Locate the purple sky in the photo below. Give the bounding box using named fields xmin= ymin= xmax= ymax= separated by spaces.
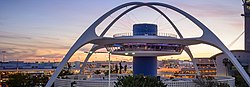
xmin=0 ymin=0 xmax=246 ymax=62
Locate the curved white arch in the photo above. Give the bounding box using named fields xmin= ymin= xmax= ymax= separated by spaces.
xmin=79 ymin=45 xmax=103 ymax=74
xmin=46 ymin=2 xmax=146 ymax=87
xmin=100 ymin=3 xmax=183 ymax=38
xmin=46 ymin=2 xmax=250 ymax=87
xmin=184 ymin=47 xmax=201 ymax=76
xmin=148 ymin=2 xmax=250 ymax=85
xmin=97 ymin=4 xmax=203 ymax=76
xmin=78 ymin=4 xmax=201 ymax=75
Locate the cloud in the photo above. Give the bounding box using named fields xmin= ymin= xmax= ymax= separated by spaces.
xmin=0 ymin=30 xmax=72 ymax=61
xmin=0 ymin=34 xmax=32 ymax=39
xmin=38 ymin=36 xmax=61 ymax=40
xmin=0 ymin=30 xmax=72 ymax=49
xmin=227 ymin=20 xmax=244 ymax=28
xmin=0 ymin=41 xmax=70 ymax=50
xmin=0 ymin=47 xmax=37 ymax=61
xmin=0 ymin=46 xmax=67 ymax=61
xmin=35 ymin=53 xmax=64 ymax=58
xmin=173 ymin=1 xmax=241 ymax=18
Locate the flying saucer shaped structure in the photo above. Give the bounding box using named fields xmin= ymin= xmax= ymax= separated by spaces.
xmin=94 ymin=24 xmax=185 ymax=56
xmin=90 ymin=23 xmax=187 ymax=76
xmin=46 ymin=2 xmax=250 ymax=87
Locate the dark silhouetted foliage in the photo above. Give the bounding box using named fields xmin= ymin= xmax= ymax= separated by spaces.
xmin=114 ymin=75 xmax=167 ymax=87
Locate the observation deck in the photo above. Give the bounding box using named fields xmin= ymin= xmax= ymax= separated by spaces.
xmin=113 ymin=32 xmax=177 ymax=38
xmin=103 ymin=32 xmax=185 ymax=56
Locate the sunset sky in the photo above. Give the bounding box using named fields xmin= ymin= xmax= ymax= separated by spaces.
xmin=0 ymin=0 xmax=246 ymax=62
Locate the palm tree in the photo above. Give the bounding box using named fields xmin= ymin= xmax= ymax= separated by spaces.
xmin=222 ymin=58 xmax=233 ymax=76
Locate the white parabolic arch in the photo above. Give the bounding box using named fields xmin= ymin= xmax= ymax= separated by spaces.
xmin=46 ymin=2 xmax=250 ymax=87
xmin=78 ymin=3 xmax=201 ymax=77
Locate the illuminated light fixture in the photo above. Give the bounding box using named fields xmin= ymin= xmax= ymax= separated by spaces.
xmin=132 ymin=52 xmax=135 ymax=55
xmin=89 ymin=51 xmax=93 ymax=54
xmin=125 ymin=53 xmax=129 ymax=55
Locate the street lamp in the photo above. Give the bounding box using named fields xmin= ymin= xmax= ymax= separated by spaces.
xmin=124 ymin=53 xmax=128 ymax=55
xmin=132 ymin=52 xmax=135 ymax=55
xmin=108 ymin=51 xmax=111 ymax=87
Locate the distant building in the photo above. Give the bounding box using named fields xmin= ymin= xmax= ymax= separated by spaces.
xmin=83 ymin=61 xmax=133 ymax=74
xmin=0 ymin=61 xmax=59 ymax=70
xmin=211 ymin=50 xmax=250 ymax=76
xmin=157 ymin=58 xmax=216 ymax=78
xmin=0 ymin=60 xmax=133 ymax=75
xmin=174 ymin=58 xmax=216 ymax=78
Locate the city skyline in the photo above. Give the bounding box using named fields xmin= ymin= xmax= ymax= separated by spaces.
xmin=0 ymin=0 xmax=245 ymax=62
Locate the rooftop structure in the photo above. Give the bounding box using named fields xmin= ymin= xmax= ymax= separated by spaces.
xmin=211 ymin=50 xmax=250 ymax=76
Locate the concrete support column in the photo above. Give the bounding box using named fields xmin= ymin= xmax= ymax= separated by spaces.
xmin=133 ymin=56 xmax=157 ymax=76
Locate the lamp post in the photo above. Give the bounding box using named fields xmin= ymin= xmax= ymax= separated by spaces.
xmin=108 ymin=51 xmax=111 ymax=87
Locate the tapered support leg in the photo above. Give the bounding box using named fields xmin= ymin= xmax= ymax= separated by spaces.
xmin=45 ymin=33 xmax=98 ymax=87
xmin=199 ymin=35 xmax=250 ymax=86
xmin=79 ymin=45 xmax=103 ymax=74
xmin=46 ymin=42 xmax=86 ymax=87
xmin=184 ymin=47 xmax=200 ymax=76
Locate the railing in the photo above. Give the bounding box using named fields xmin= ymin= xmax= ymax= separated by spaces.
xmin=158 ymin=33 xmax=177 ymax=38
xmin=216 ymin=76 xmax=235 ymax=87
xmin=113 ymin=33 xmax=133 ymax=37
xmin=113 ymin=32 xmax=177 ymax=38
xmin=164 ymin=81 xmax=196 ymax=87
xmin=163 ymin=76 xmax=235 ymax=87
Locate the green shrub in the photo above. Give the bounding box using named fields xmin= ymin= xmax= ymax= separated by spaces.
xmin=6 ymin=73 xmax=49 ymax=87
xmin=114 ymin=75 xmax=167 ymax=87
